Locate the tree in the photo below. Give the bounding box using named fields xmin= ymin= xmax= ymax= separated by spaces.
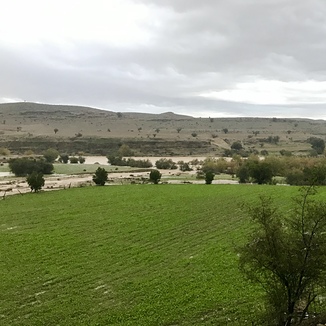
xmin=205 ymin=171 xmax=214 ymax=184
xmin=43 ymin=148 xmax=59 ymax=163
xmin=149 ymin=169 xmax=161 ymax=184
xmin=92 ymin=167 xmax=108 ymax=186
xmin=54 ymin=128 xmax=59 ymax=134
xmin=26 ymin=171 xmax=45 ymax=192
xmin=176 ymin=127 xmax=182 ymax=133
xmin=231 ymin=141 xmax=243 ymax=151
xmin=78 ymin=156 xmax=85 ymax=164
xmin=251 ymin=162 xmax=274 ymax=184
xmin=9 ymin=158 xmax=53 ymax=176
xmin=59 ymin=154 xmax=69 ymax=164
xmin=307 ymin=137 xmax=325 ymax=155
xmin=222 ymin=128 xmax=228 ymax=134
xmin=118 ymin=144 xmax=134 ymax=157
xmin=239 ymin=187 xmax=326 ymax=325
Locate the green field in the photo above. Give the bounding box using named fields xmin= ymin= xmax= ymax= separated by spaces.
xmin=1 ymin=185 xmax=323 ymax=325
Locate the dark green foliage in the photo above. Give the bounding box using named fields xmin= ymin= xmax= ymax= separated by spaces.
xmin=26 ymin=171 xmax=45 ymax=192
xmin=149 ymin=169 xmax=161 ymax=184
xmin=92 ymin=167 xmax=108 ymax=186
xmin=205 ymin=171 xmax=214 ymax=184
xmin=78 ymin=156 xmax=85 ymax=164
xmin=191 ymin=132 xmax=197 ymax=137
xmin=155 ymin=158 xmax=177 ymax=169
xmin=239 ymin=187 xmax=326 ymax=325
xmin=222 ymin=128 xmax=228 ymax=134
xmin=8 ymin=158 xmax=53 ymax=176
xmin=251 ymin=162 xmax=273 ymax=184
xmin=236 ymin=160 xmax=274 ymax=184
xmin=307 ymin=137 xmax=325 ymax=154
xmin=69 ymin=156 xmax=79 ymax=164
xmin=286 ymin=165 xmax=326 ymax=186
xmin=59 ymin=154 xmax=69 ymax=164
xmin=231 ymin=141 xmax=243 ymax=151
xmin=107 ymin=155 xmax=152 ymax=168
xmin=43 ymin=148 xmax=59 ymax=163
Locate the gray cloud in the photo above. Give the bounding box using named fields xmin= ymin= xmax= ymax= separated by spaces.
xmin=1 ymin=0 xmax=326 ymax=118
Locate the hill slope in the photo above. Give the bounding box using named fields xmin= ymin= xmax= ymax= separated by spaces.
xmin=0 ymin=102 xmax=325 ymax=155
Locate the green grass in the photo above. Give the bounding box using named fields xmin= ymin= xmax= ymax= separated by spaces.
xmin=1 ymin=185 xmax=324 ymax=325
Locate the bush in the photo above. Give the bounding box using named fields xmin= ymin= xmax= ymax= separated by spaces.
xmin=69 ymin=156 xmax=79 ymax=164
xmin=43 ymin=148 xmax=59 ymax=163
xmin=92 ymin=167 xmax=108 ymax=186
xmin=0 ymin=147 xmax=10 ymax=156
xmin=155 ymin=158 xmax=177 ymax=169
xmin=59 ymin=154 xmax=69 ymax=164
xmin=205 ymin=171 xmax=215 ymax=184
xmin=78 ymin=156 xmax=86 ymax=164
xmin=26 ymin=171 xmax=45 ymax=192
xmin=9 ymin=158 xmax=53 ymax=177
xmin=149 ymin=169 xmax=162 ymax=184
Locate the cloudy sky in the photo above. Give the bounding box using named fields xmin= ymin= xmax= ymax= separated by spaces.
xmin=1 ymin=0 xmax=326 ymax=118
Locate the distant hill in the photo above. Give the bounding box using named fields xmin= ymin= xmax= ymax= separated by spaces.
xmin=0 ymin=102 xmax=325 ymax=156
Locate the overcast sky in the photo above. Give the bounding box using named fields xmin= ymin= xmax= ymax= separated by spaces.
xmin=1 ymin=0 xmax=326 ymax=118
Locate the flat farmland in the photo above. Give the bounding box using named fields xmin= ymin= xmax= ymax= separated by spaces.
xmin=1 ymin=185 xmax=325 ymax=325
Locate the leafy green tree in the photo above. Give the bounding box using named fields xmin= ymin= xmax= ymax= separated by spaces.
xmin=43 ymin=148 xmax=59 ymax=163
xmin=251 ymin=162 xmax=273 ymax=184
xmin=92 ymin=167 xmax=108 ymax=186
xmin=222 ymin=128 xmax=228 ymax=134
xmin=149 ymin=169 xmax=161 ymax=184
xmin=239 ymin=187 xmax=326 ymax=325
xmin=9 ymin=158 xmax=53 ymax=176
xmin=307 ymin=137 xmax=325 ymax=154
xmin=78 ymin=156 xmax=85 ymax=164
xmin=26 ymin=171 xmax=45 ymax=192
xmin=205 ymin=171 xmax=214 ymax=184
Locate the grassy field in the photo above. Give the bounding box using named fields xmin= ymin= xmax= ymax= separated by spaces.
xmin=1 ymin=185 xmax=325 ymax=325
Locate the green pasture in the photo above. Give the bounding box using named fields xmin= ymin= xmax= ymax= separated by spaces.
xmin=1 ymin=185 xmax=324 ymax=325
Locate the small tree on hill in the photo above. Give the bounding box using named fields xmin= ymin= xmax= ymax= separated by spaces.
xmin=239 ymin=186 xmax=326 ymax=325
xmin=93 ymin=167 xmax=108 ymax=186
xmin=26 ymin=171 xmax=45 ymax=192
xmin=149 ymin=169 xmax=161 ymax=184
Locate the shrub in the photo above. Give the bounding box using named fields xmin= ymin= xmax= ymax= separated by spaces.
xmin=69 ymin=156 xmax=79 ymax=164
xmin=205 ymin=171 xmax=215 ymax=184
xmin=92 ymin=167 xmax=108 ymax=186
xmin=26 ymin=171 xmax=45 ymax=192
xmin=59 ymin=154 xmax=69 ymax=164
xmin=9 ymin=158 xmax=53 ymax=177
xmin=0 ymin=147 xmax=10 ymax=156
xmin=155 ymin=158 xmax=177 ymax=169
xmin=43 ymin=148 xmax=59 ymax=163
xmin=149 ymin=169 xmax=162 ymax=184
xmin=78 ymin=156 xmax=86 ymax=164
